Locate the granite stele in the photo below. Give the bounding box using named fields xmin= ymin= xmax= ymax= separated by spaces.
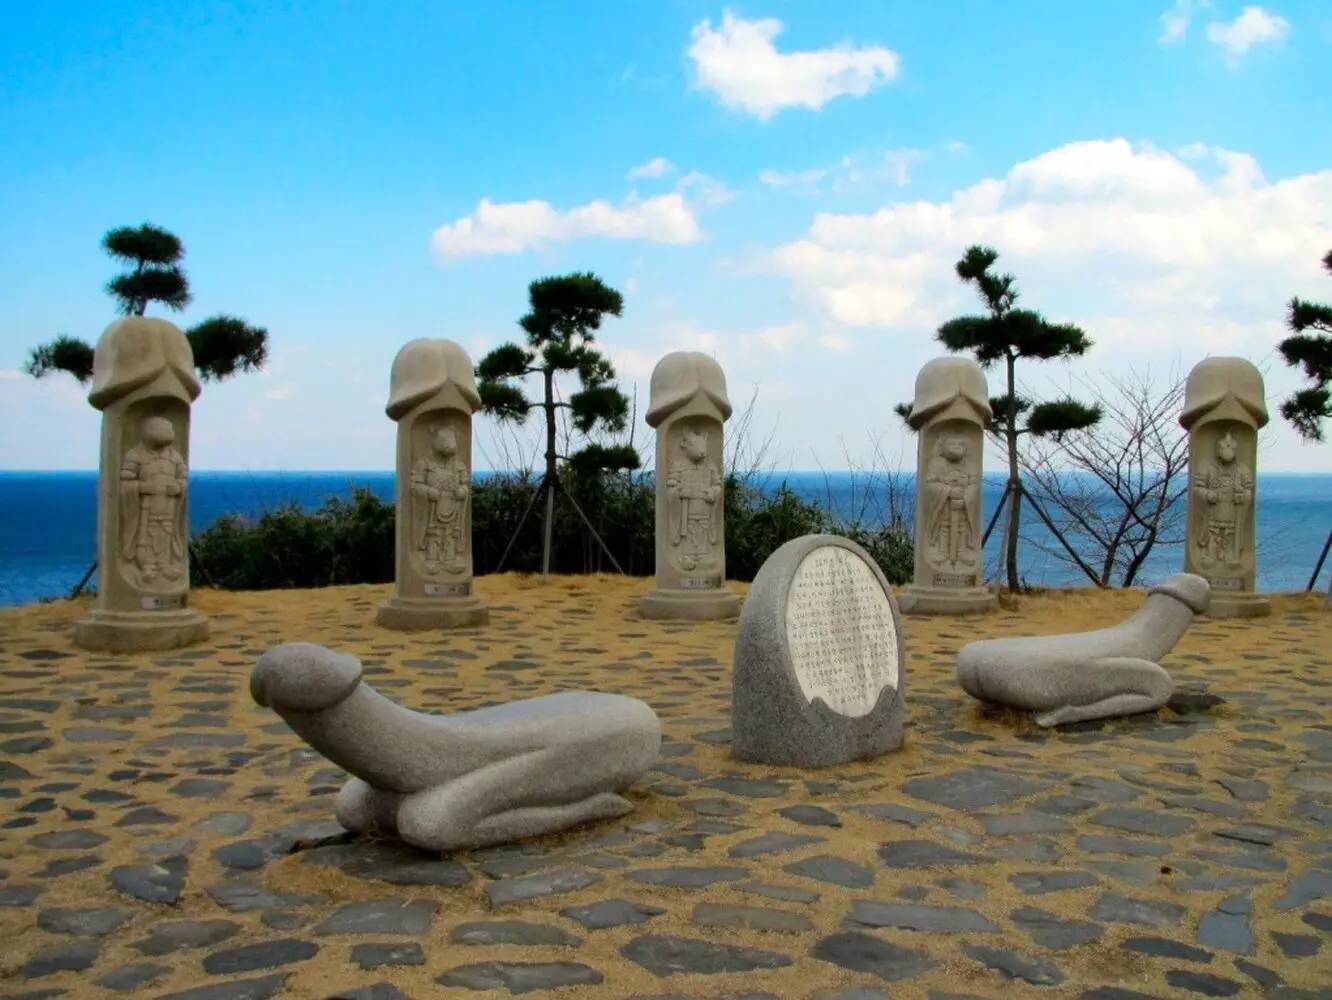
xmin=250 ymin=642 xmax=662 ymax=851
xmin=955 ymin=572 xmax=1210 ymax=728
xmin=74 ymin=316 xmax=210 ymax=653
xmin=732 ymin=534 xmax=906 ymax=767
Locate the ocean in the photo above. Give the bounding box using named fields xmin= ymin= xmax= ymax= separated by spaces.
xmin=1 ymin=470 xmax=1329 ymax=608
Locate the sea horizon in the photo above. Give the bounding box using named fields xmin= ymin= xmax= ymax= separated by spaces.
xmin=2 ymin=469 xmax=1329 ymax=608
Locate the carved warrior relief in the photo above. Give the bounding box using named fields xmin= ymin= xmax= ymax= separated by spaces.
xmin=923 ymin=434 xmax=980 ymax=571
xmin=119 ymin=414 xmax=189 ymax=591
xmin=410 ymin=423 xmax=470 ymax=576
xmin=667 ymin=425 xmax=723 ymax=573
xmin=1190 ymin=428 xmax=1253 ymax=571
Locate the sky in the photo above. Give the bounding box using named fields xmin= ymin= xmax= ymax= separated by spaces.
xmin=2 ymin=0 xmax=1330 ymax=475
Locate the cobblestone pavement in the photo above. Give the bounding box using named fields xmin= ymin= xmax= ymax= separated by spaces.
xmin=0 ymin=578 xmax=1329 ymax=1000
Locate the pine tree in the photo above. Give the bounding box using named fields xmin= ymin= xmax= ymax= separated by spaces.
xmin=898 ymin=245 xmax=1102 ymax=591
xmin=23 ymin=223 xmax=268 ymax=384
xmin=475 ymin=271 xmax=640 ymax=576
xmin=1279 ymin=248 xmax=1332 ymax=442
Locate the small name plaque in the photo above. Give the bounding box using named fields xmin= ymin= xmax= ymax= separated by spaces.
xmin=424 ymin=581 xmax=471 ymax=597
xmin=932 ymin=573 xmax=977 ymax=588
xmin=141 ymin=594 xmax=185 ymax=611
xmin=679 ymin=576 xmax=721 ymax=590
xmin=1205 ymin=577 xmax=1243 ymax=592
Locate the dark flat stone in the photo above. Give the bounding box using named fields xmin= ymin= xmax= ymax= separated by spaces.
xmin=1010 ymin=907 xmax=1104 ymax=949
xmin=487 ymin=867 xmax=603 ymax=905
xmin=23 ymin=939 xmax=101 ymax=978
xmin=205 ymin=880 xmax=326 ymax=913
xmin=154 ymin=974 xmax=289 ymax=999
xmin=902 ymin=767 xmax=1045 ymax=811
xmin=450 ymin=920 xmax=581 ymax=946
xmin=1276 ymin=871 xmax=1332 ymax=910
xmin=1079 ymin=989 xmax=1167 ymax=1000
xmin=849 ymin=900 xmax=998 ymax=933
xmin=878 ymin=841 xmax=991 ymax=868
xmin=94 ymin=962 xmax=169 ymax=991
xmin=351 ymin=942 xmax=425 ymax=968
xmin=701 ymin=776 xmax=788 ymax=798
xmin=560 ymin=898 xmax=666 ymax=929
xmin=1076 ymin=835 xmax=1170 ymax=858
xmin=1090 ymin=808 xmax=1194 ymax=837
xmin=784 ymin=855 xmax=875 ymax=888
xmin=1 ymin=736 xmax=53 ymax=754
xmin=171 ymin=778 xmax=231 ymax=799
xmin=436 ymin=960 xmax=604 ymax=992
xmin=627 ymin=866 xmax=748 ymax=889
xmin=693 ymin=902 xmax=814 ymax=933
xmin=779 ymin=804 xmax=842 ymax=827
xmin=622 ymin=934 xmax=793 ymax=976
xmin=738 ymin=881 xmax=821 ymax=904
xmin=313 ymin=899 xmax=436 ymax=935
xmin=202 ymin=938 xmax=318 ymax=975
xmin=303 ymin=841 xmax=471 ymax=887
xmin=1196 ymin=895 xmax=1254 ymax=954
xmin=36 ymin=907 xmax=134 ymax=936
xmin=1091 ymin=892 xmax=1186 ymax=927
xmin=1122 ymin=936 xmax=1214 ymax=963
xmin=982 ymin=813 xmax=1072 ymax=836
xmin=29 ymin=829 xmax=108 ymax=850
xmin=110 ymin=856 xmax=188 ymax=904
xmin=728 ymin=832 xmax=825 ymax=859
xmin=331 ymin=983 xmax=414 ymax=999
xmin=0 ymin=884 xmax=44 ymax=906
xmin=130 ymin=919 xmax=243 ymax=956
xmin=213 ymin=837 xmax=295 ymax=872
xmin=850 ymin=803 xmax=935 ymax=827
xmin=1272 ymin=931 xmax=1321 ymax=957
xmin=114 ymin=805 xmax=177 ymax=826
xmin=962 ymin=944 xmax=1064 ymax=985
xmin=1160 ymin=796 xmax=1245 ymax=818
xmin=810 ymin=930 xmax=935 ymax=982
xmin=1165 ymin=970 xmax=1241 ymax=996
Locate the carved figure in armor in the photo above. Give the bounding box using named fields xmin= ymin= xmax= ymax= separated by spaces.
xmin=120 ymin=415 xmax=188 ymax=589
xmin=923 ymin=436 xmax=978 ymax=569
xmin=1192 ymin=430 xmax=1253 ymax=570
xmin=411 ymin=426 xmax=470 ymax=575
xmin=667 ymin=428 xmax=722 ymax=572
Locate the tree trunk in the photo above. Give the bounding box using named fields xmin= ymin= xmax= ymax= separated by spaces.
xmin=542 ymin=369 xmax=558 ymax=484
xmin=1003 ymin=353 xmax=1022 ymax=592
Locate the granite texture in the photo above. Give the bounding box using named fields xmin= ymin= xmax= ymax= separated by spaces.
xmin=250 ymin=642 xmax=662 ymax=850
xmin=731 ymin=534 xmax=906 ymax=767
xmin=955 ymin=572 xmax=1210 ymax=727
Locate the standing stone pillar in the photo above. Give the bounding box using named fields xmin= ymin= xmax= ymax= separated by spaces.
xmin=377 ymin=338 xmax=490 ymax=630
xmin=639 ymin=352 xmax=743 ymax=620
xmin=1180 ymin=357 xmax=1270 ymax=618
xmin=74 ymin=317 xmax=210 ymax=653
xmin=899 ymin=357 xmax=998 ymax=615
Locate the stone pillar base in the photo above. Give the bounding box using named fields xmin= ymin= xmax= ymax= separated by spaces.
xmin=898 ymin=586 xmax=998 ymax=616
xmin=639 ymin=587 xmax=743 ymax=621
xmin=377 ymin=595 xmax=490 ymax=630
xmin=1205 ymin=592 xmax=1271 ymax=618
xmin=73 ymin=609 xmax=210 ymax=654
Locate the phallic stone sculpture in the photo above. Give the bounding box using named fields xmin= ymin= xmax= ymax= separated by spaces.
xmin=639 ymin=352 xmax=743 ymax=620
xmin=377 ymin=338 xmax=490 ymax=630
xmin=899 ymin=357 xmax=998 ymax=615
xmin=73 ymin=317 xmax=209 ymax=653
xmin=1180 ymin=357 xmax=1270 ymax=618
xmin=732 ymin=534 xmax=906 ymax=767
xmin=250 ymin=642 xmax=663 ymax=851
xmin=955 ymin=573 xmax=1209 ymax=728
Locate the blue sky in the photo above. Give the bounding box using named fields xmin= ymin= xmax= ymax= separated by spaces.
xmin=2 ymin=0 xmax=1330 ymax=472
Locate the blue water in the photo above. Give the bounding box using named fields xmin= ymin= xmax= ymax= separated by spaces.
xmin=1 ymin=470 xmax=1329 ymax=607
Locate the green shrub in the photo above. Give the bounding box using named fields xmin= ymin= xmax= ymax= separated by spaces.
xmin=191 ymin=469 xmax=914 ymax=591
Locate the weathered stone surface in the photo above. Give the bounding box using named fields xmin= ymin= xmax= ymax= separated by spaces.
xmin=962 ymin=944 xmax=1064 ymax=985
xmin=1196 ymin=895 xmax=1255 ymax=954
xmin=130 ymin=920 xmax=243 ymax=956
xmin=95 ymin=962 xmax=169 ymax=991
xmin=154 ymin=974 xmax=289 ymax=999
xmin=903 ymin=767 xmax=1045 ymax=810
xmin=450 ymin=920 xmax=581 ymax=946
xmin=201 ymin=939 xmax=319 ymax=975
xmin=692 ymin=902 xmax=814 ymax=933
xmin=1164 ymin=969 xmax=1242 ymax=996
xmin=878 ymin=841 xmax=991 ymax=868
xmin=784 ymin=855 xmax=875 ymax=888
xmin=779 ymin=804 xmax=842 ymax=827
xmin=350 ymin=942 xmax=426 ymax=968
xmin=23 ymin=939 xmax=102 ymax=977
xmin=1091 ymin=893 xmax=1187 ymax=927
xmin=561 ymin=898 xmax=666 ymax=929
xmin=729 ymin=832 xmax=825 ymax=858
xmin=437 ymin=960 xmax=604 ymax=992
xmin=301 ymin=841 xmax=471 ymax=887
xmin=109 ymin=856 xmax=188 ymax=904
xmin=1090 ymin=808 xmax=1195 ymax=837
xmin=36 ymin=907 xmax=135 ymax=936
xmin=810 ymin=931 xmax=935 ymax=982
xmin=486 ymin=867 xmax=603 ymax=905
xmin=1009 ymin=870 xmax=1098 ymax=895
xmin=1122 ymin=936 xmax=1214 ymax=963
xmin=955 ymin=574 xmax=1209 ymax=726
xmin=627 ymin=866 xmax=748 ymax=888
xmin=1010 ymin=907 xmax=1104 ymax=949
xmin=250 ymin=642 xmax=662 ymax=851
xmin=312 ymin=900 xmax=436 ymax=936
xmin=849 ymin=900 xmax=999 ymax=933
xmin=621 ymin=934 xmax=793 ymax=976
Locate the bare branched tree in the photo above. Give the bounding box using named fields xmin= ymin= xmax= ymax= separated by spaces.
xmin=1020 ymin=368 xmax=1188 ymax=587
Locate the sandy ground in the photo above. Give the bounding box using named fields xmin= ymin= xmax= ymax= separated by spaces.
xmin=0 ymin=575 xmax=1329 ymax=1000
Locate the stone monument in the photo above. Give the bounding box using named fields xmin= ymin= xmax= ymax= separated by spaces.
xmin=639 ymin=352 xmax=743 ymax=620
xmin=899 ymin=356 xmax=998 ymax=615
xmin=250 ymin=642 xmax=663 ymax=851
xmin=955 ymin=572 xmax=1210 ymax=727
xmin=73 ymin=317 xmax=210 ymax=653
xmin=377 ymin=338 xmax=490 ymax=630
xmin=731 ymin=534 xmax=906 ymax=767
xmin=1180 ymin=357 xmax=1270 ymax=617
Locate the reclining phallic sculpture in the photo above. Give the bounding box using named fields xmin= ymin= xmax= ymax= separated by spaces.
xmin=250 ymin=643 xmax=662 ymax=851
xmin=955 ymin=573 xmax=1210 ymax=728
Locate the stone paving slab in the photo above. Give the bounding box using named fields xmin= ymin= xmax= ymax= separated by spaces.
xmin=0 ymin=577 xmax=1330 ymax=1000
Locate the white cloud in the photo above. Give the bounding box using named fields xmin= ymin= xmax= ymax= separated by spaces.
xmin=760 ymin=148 xmax=923 ymax=195
xmin=1205 ymin=5 xmax=1291 ymax=62
xmin=761 ymin=139 xmax=1332 ymax=367
xmin=945 ymin=140 xmax=969 ymax=154
xmin=431 ymin=193 xmax=704 ymax=259
xmin=1160 ymin=0 xmax=1211 ymax=42
xmin=627 ymin=156 xmax=675 ymax=181
xmin=675 ymin=170 xmax=735 ymax=207
xmin=687 ymin=9 xmax=900 ymax=120
xmin=0 ymin=369 xmax=21 ymax=380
